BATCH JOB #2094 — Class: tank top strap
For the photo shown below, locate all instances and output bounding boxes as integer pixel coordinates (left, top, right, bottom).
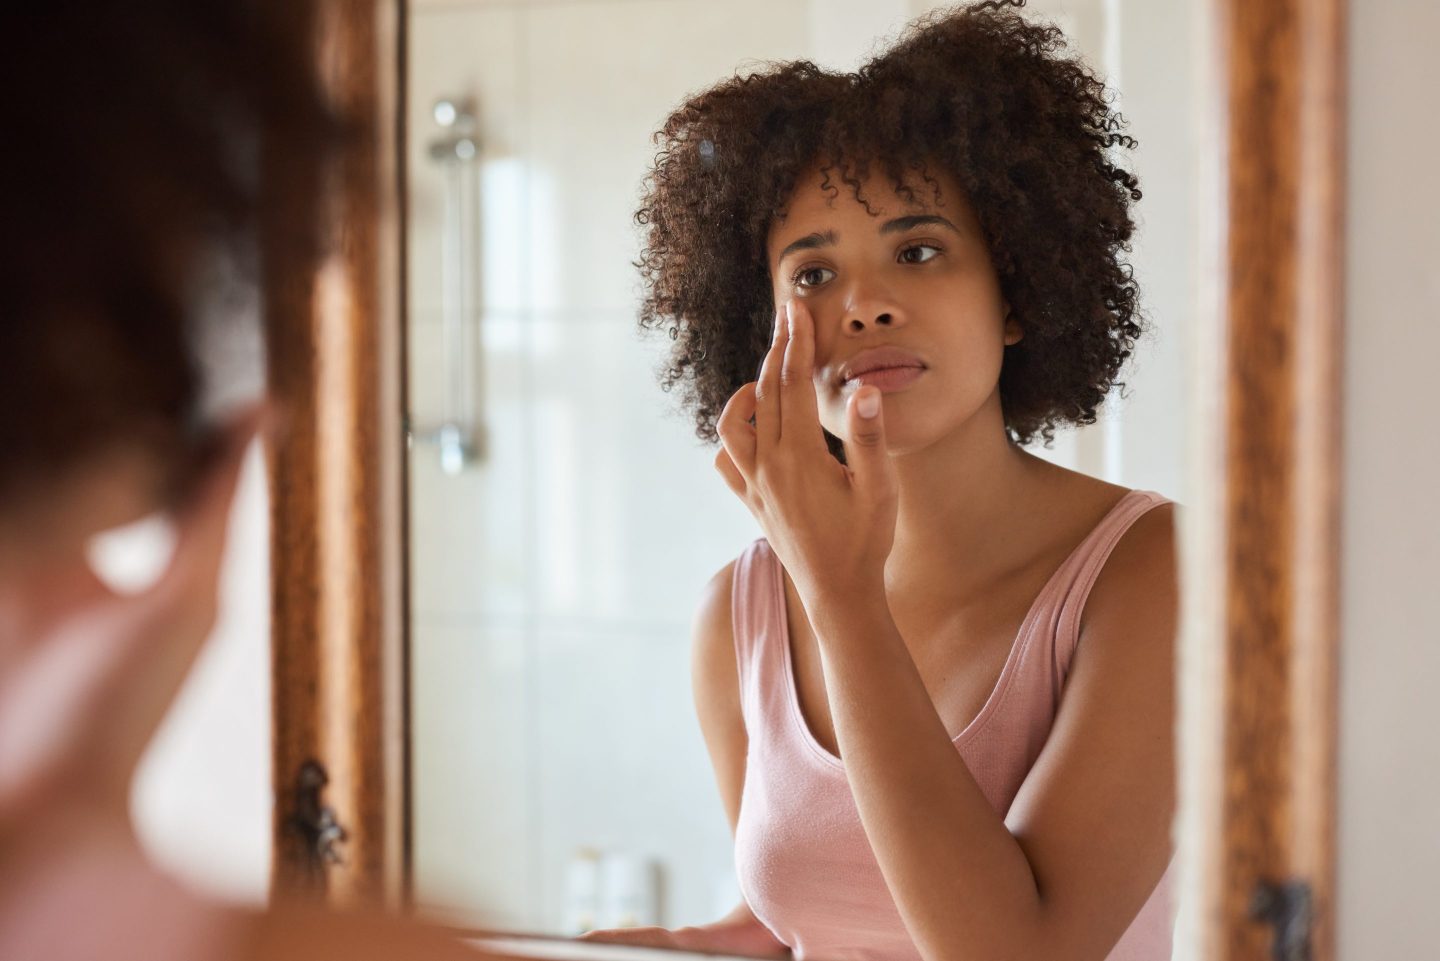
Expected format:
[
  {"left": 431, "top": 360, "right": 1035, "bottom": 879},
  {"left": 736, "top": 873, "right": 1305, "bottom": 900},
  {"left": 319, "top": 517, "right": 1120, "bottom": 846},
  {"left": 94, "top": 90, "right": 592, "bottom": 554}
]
[
  {"left": 731, "top": 536, "right": 781, "bottom": 725},
  {"left": 1051, "top": 489, "right": 1175, "bottom": 681}
]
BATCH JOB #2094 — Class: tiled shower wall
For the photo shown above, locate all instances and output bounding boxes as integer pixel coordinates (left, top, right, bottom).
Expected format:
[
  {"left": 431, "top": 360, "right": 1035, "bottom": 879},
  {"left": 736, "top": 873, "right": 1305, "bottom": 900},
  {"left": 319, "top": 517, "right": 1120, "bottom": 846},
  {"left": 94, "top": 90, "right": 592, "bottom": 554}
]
[{"left": 406, "top": 0, "right": 1191, "bottom": 933}]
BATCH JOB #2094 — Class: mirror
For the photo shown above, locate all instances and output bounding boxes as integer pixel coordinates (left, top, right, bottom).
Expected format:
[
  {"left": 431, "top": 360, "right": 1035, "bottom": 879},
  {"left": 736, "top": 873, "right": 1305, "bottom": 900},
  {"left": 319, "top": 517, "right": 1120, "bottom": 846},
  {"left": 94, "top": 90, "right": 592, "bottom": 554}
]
[{"left": 403, "top": 0, "right": 1201, "bottom": 941}]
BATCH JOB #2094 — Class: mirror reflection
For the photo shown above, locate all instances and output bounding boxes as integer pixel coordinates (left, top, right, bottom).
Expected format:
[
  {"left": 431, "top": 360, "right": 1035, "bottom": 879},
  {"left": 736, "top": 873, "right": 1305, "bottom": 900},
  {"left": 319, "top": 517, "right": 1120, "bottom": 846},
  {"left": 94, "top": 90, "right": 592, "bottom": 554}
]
[{"left": 406, "top": 0, "right": 1198, "bottom": 954}]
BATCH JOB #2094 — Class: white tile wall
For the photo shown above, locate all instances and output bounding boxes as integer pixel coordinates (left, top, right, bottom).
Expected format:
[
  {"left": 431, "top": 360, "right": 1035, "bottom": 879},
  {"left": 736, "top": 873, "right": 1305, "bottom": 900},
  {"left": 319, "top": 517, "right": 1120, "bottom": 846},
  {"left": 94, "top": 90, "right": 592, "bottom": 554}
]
[
  {"left": 519, "top": 0, "right": 809, "bottom": 314},
  {"left": 532, "top": 623, "right": 733, "bottom": 930},
  {"left": 409, "top": 5, "right": 525, "bottom": 316},
  {"left": 408, "top": 0, "right": 804, "bottom": 933},
  {"left": 1099, "top": 0, "right": 1194, "bottom": 501},
  {"left": 409, "top": 313, "right": 531, "bottom": 620},
  {"left": 527, "top": 314, "right": 761, "bottom": 624},
  {"left": 411, "top": 621, "right": 537, "bottom": 927}
]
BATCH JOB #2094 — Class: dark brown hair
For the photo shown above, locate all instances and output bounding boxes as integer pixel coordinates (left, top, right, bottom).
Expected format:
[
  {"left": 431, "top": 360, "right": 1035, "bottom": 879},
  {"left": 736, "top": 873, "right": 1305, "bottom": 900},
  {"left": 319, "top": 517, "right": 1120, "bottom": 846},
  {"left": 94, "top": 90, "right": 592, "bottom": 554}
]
[
  {"left": 635, "top": 0, "right": 1144, "bottom": 458},
  {"left": 0, "top": 1, "right": 343, "bottom": 505}
]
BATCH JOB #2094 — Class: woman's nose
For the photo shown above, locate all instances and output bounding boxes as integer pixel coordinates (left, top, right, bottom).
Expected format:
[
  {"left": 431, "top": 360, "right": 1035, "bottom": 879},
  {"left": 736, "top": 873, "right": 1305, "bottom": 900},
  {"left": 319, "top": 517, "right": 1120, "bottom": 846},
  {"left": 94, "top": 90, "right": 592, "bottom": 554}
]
[
  {"left": 841, "top": 282, "right": 905, "bottom": 333},
  {"left": 848, "top": 310, "right": 896, "bottom": 331}
]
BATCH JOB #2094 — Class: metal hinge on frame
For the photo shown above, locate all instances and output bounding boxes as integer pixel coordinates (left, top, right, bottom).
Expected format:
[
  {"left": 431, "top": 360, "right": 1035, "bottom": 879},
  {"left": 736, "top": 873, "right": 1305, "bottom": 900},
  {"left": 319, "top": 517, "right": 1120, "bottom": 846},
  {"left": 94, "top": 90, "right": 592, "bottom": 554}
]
[
  {"left": 288, "top": 759, "right": 348, "bottom": 875},
  {"left": 1250, "top": 878, "right": 1314, "bottom": 961}
]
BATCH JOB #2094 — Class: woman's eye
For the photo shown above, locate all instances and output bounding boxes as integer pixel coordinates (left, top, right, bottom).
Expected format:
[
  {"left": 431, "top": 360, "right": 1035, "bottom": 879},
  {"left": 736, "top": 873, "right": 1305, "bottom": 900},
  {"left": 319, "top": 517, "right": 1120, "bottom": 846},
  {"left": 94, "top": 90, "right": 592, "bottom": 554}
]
[
  {"left": 794, "top": 266, "right": 835, "bottom": 288},
  {"left": 899, "top": 244, "right": 941, "bottom": 264}
]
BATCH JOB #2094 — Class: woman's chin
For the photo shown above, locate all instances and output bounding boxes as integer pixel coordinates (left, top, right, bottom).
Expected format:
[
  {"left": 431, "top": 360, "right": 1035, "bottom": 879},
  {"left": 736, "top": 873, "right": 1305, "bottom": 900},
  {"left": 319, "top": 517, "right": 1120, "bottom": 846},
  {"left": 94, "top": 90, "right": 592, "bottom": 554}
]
[{"left": 834, "top": 423, "right": 921, "bottom": 457}]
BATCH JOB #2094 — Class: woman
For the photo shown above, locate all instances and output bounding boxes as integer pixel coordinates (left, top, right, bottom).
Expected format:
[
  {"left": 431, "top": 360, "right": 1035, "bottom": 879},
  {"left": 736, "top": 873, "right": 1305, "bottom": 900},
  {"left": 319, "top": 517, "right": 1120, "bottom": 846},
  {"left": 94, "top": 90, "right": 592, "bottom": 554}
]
[
  {"left": 583, "top": 2, "right": 1178, "bottom": 959},
  {"left": 0, "top": 3, "right": 492, "bottom": 959}
]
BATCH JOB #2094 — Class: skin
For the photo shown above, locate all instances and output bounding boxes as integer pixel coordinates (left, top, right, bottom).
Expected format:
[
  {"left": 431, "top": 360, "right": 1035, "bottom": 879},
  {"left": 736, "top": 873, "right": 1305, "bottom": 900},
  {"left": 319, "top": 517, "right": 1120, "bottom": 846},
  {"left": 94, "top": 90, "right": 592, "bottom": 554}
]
[
  {"left": 0, "top": 407, "right": 490, "bottom": 961},
  {"left": 588, "top": 163, "right": 1178, "bottom": 959}
]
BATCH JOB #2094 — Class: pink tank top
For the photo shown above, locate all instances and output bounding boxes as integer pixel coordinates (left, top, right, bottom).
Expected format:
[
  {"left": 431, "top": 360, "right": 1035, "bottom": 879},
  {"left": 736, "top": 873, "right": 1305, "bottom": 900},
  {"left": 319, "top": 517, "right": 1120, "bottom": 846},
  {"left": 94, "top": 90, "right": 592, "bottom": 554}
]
[{"left": 730, "top": 488, "right": 1177, "bottom": 961}]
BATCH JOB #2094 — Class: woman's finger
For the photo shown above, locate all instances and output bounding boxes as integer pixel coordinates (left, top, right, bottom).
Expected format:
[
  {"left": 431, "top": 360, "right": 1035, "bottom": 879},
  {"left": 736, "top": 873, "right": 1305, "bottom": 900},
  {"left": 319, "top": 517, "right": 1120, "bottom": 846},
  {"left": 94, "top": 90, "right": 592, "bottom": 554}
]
[
  {"left": 712, "top": 446, "right": 748, "bottom": 499},
  {"left": 715, "top": 383, "right": 759, "bottom": 479},
  {"left": 578, "top": 927, "right": 677, "bottom": 949},
  {"left": 752, "top": 306, "right": 786, "bottom": 458},
  {"left": 153, "top": 405, "right": 264, "bottom": 605},
  {"left": 843, "top": 386, "right": 896, "bottom": 504},
  {"left": 780, "top": 299, "right": 826, "bottom": 453}
]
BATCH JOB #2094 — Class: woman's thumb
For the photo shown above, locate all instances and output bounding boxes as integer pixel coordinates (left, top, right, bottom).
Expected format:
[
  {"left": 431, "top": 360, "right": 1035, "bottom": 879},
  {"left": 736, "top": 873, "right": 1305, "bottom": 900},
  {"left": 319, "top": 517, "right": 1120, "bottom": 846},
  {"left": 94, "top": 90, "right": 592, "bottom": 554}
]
[{"left": 845, "top": 387, "right": 892, "bottom": 488}]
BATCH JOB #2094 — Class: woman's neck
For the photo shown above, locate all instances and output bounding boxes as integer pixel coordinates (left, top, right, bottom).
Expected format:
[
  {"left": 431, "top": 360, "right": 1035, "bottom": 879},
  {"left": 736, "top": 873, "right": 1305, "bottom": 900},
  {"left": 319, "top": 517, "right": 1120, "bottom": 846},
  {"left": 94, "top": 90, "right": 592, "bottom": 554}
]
[{"left": 884, "top": 395, "right": 1065, "bottom": 607}]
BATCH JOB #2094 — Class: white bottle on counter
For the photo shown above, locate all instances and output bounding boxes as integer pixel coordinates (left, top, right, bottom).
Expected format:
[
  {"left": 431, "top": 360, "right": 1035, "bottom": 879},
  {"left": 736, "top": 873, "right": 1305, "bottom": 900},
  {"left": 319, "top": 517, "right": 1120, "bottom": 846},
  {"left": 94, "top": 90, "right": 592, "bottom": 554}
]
[
  {"left": 562, "top": 846, "right": 603, "bottom": 935},
  {"left": 599, "top": 853, "right": 659, "bottom": 929}
]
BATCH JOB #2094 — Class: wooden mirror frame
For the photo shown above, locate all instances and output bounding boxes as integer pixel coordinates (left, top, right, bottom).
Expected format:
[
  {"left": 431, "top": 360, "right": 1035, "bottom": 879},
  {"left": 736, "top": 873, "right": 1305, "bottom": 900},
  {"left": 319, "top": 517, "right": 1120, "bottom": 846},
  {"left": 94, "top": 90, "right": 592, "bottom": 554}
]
[
  {"left": 263, "top": 0, "right": 410, "bottom": 911},
  {"left": 262, "top": 0, "right": 1346, "bottom": 956},
  {"left": 1178, "top": 1, "right": 1346, "bottom": 958}
]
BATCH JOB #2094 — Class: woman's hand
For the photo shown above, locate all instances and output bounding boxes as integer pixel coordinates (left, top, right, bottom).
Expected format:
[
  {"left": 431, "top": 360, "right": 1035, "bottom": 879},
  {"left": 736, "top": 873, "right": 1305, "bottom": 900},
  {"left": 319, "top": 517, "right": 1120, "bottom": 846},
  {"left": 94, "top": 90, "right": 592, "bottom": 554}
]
[
  {"left": 578, "top": 920, "right": 789, "bottom": 958},
  {"left": 577, "top": 926, "right": 692, "bottom": 949},
  {"left": 0, "top": 408, "right": 261, "bottom": 822},
  {"left": 713, "top": 298, "right": 899, "bottom": 609}
]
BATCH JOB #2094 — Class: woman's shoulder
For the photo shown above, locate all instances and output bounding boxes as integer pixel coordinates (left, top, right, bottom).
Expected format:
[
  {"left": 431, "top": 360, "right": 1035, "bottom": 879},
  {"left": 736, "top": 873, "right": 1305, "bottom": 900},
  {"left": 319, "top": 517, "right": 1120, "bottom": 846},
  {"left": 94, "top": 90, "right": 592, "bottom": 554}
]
[
  {"left": 1030, "top": 466, "right": 1179, "bottom": 636},
  {"left": 691, "top": 537, "right": 783, "bottom": 675},
  {"left": 1042, "top": 463, "right": 1180, "bottom": 540},
  {"left": 1078, "top": 487, "right": 1180, "bottom": 645},
  {"left": 692, "top": 539, "right": 768, "bottom": 661},
  {"left": 722, "top": 536, "right": 780, "bottom": 595},
  {"left": 694, "top": 556, "right": 740, "bottom": 635}
]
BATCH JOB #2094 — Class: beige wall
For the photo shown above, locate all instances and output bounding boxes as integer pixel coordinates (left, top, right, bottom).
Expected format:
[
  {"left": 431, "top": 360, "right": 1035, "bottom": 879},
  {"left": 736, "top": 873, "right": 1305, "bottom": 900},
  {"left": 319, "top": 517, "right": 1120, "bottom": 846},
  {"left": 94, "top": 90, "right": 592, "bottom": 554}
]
[{"left": 1338, "top": 1, "right": 1440, "bottom": 956}]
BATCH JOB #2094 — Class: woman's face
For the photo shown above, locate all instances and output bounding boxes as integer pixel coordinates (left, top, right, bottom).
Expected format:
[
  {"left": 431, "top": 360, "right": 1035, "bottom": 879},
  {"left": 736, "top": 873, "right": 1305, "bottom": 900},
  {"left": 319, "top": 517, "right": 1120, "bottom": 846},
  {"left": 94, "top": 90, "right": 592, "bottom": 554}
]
[{"left": 765, "top": 162, "right": 1022, "bottom": 455}]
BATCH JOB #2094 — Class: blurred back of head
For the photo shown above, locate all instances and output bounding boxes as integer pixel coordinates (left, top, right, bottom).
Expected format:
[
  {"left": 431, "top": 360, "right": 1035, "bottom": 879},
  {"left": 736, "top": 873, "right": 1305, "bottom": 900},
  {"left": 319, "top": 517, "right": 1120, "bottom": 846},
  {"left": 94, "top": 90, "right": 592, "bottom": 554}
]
[{"left": 0, "top": 1, "right": 343, "bottom": 514}]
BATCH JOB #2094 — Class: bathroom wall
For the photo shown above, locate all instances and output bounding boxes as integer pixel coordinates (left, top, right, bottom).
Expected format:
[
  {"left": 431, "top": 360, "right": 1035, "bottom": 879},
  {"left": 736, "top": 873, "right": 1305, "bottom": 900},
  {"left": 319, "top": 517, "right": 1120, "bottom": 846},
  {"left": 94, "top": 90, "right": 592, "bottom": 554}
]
[
  {"left": 406, "top": 2, "right": 813, "bottom": 929},
  {"left": 1337, "top": 0, "right": 1440, "bottom": 955},
  {"left": 407, "top": 0, "right": 1194, "bottom": 933}
]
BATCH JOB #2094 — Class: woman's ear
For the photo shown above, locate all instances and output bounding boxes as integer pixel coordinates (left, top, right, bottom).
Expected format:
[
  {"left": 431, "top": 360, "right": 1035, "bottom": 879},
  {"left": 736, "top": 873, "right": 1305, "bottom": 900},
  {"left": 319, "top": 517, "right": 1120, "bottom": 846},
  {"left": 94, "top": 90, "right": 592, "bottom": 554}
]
[{"left": 1002, "top": 302, "right": 1024, "bottom": 346}]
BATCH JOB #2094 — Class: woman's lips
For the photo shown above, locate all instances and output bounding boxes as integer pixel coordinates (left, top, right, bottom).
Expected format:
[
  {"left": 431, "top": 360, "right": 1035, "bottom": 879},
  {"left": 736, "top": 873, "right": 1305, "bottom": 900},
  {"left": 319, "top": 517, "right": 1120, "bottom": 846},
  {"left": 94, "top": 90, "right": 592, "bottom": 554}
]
[
  {"left": 844, "top": 366, "right": 926, "bottom": 392},
  {"left": 836, "top": 344, "right": 927, "bottom": 389}
]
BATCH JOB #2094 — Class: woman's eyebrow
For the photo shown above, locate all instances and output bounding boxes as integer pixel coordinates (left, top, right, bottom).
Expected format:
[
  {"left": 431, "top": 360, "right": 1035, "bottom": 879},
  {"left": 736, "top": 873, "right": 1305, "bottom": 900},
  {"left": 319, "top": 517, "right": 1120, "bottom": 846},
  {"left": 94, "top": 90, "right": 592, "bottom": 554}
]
[
  {"left": 775, "top": 215, "right": 962, "bottom": 264},
  {"left": 776, "top": 229, "right": 838, "bottom": 263},
  {"left": 880, "top": 214, "right": 961, "bottom": 236}
]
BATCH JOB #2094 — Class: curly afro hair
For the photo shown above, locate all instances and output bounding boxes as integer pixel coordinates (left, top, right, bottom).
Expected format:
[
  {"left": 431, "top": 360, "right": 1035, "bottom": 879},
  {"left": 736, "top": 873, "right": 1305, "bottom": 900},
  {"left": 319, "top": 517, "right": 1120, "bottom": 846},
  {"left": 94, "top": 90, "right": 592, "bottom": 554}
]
[{"left": 634, "top": 0, "right": 1144, "bottom": 457}]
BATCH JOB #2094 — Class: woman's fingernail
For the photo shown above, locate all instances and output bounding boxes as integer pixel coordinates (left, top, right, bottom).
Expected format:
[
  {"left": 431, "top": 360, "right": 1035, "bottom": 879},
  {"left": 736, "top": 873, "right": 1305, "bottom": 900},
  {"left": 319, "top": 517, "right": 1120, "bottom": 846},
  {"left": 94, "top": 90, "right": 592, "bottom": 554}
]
[
  {"left": 786, "top": 300, "right": 795, "bottom": 336},
  {"left": 858, "top": 389, "right": 880, "bottom": 419}
]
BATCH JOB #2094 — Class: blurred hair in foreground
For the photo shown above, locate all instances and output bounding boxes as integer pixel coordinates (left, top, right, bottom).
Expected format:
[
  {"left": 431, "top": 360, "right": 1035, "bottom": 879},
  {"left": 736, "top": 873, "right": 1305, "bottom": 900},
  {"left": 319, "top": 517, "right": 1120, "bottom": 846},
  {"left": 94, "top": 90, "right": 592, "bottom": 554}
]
[
  {"left": 0, "top": 5, "right": 493, "bottom": 960},
  {"left": 0, "top": 0, "right": 342, "bottom": 510}
]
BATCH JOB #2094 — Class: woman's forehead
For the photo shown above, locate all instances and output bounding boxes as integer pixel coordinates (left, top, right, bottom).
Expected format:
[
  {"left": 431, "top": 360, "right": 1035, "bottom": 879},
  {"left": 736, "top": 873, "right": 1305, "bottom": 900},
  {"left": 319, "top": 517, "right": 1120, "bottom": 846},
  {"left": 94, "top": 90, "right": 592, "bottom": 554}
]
[
  {"left": 767, "top": 162, "right": 976, "bottom": 246},
  {"left": 792, "top": 155, "right": 964, "bottom": 207}
]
